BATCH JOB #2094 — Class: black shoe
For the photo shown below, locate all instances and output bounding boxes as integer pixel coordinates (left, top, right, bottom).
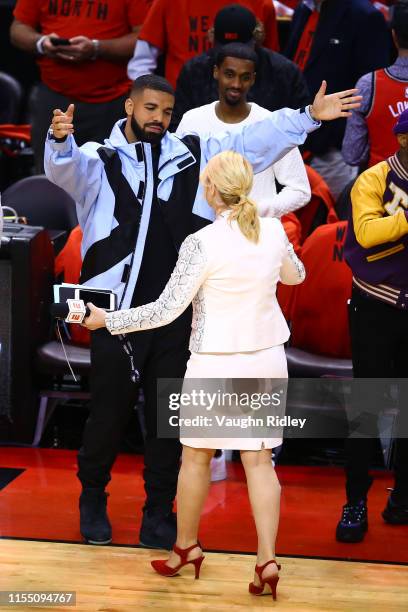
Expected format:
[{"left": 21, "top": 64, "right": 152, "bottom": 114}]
[
  {"left": 79, "top": 488, "right": 112, "bottom": 545},
  {"left": 382, "top": 495, "right": 408, "bottom": 525},
  {"left": 139, "top": 509, "right": 177, "bottom": 550},
  {"left": 336, "top": 500, "right": 368, "bottom": 543}
]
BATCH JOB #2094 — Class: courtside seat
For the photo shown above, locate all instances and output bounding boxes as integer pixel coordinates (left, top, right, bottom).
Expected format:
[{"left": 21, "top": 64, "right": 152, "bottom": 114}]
[
  {"left": 285, "top": 347, "right": 352, "bottom": 378},
  {"left": 37, "top": 340, "right": 91, "bottom": 375},
  {"left": 34, "top": 340, "right": 145, "bottom": 447},
  {"left": 284, "top": 347, "right": 352, "bottom": 439},
  {"left": 2, "top": 175, "right": 77, "bottom": 235},
  {"left": 33, "top": 341, "right": 91, "bottom": 446},
  {"left": 285, "top": 221, "right": 353, "bottom": 379}
]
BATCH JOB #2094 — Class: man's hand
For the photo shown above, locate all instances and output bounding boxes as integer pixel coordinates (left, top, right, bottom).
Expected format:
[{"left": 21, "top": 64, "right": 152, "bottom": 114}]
[
  {"left": 51, "top": 104, "right": 75, "bottom": 140},
  {"left": 57, "top": 36, "right": 96, "bottom": 62},
  {"left": 41, "top": 33, "right": 67, "bottom": 58},
  {"left": 82, "top": 303, "right": 107, "bottom": 331},
  {"left": 310, "top": 80, "right": 362, "bottom": 121}
]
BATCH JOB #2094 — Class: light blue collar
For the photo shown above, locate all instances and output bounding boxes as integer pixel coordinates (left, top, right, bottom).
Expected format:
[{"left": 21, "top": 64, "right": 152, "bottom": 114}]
[{"left": 105, "top": 119, "right": 194, "bottom": 170}]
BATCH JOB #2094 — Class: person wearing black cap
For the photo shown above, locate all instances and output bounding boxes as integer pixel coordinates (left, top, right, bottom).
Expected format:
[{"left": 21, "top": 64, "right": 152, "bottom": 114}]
[
  {"left": 213, "top": 3, "right": 261, "bottom": 44},
  {"left": 170, "top": 4, "right": 309, "bottom": 130},
  {"left": 127, "top": 1, "right": 278, "bottom": 89}
]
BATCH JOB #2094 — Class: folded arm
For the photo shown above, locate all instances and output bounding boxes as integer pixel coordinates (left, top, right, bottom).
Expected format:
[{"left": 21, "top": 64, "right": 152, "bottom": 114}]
[
  {"left": 105, "top": 234, "right": 208, "bottom": 335},
  {"left": 268, "top": 147, "right": 311, "bottom": 217}
]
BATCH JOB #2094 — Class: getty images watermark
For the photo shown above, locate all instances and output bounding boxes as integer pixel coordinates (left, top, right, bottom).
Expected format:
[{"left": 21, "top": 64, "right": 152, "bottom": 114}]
[
  {"left": 157, "top": 378, "right": 408, "bottom": 440},
  {"left": 167, "top": 387, "right": 305, "bottom": 429},
  {"left": 157, "top": 378, "right": 297, "bottom": 439}
]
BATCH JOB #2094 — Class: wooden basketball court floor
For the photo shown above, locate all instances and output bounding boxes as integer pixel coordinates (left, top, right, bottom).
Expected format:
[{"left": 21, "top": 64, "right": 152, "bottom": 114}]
[{"left": 1, "top": 538, "right": 408, "bottom": 611}]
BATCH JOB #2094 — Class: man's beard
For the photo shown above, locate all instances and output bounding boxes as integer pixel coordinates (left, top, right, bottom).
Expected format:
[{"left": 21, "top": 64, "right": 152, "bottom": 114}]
[
  {"left": 224, "top": 90, "right": 243, "bottom": 106},
  {"left": 131, "top": 115, "right": 166, "bottom": 145}
]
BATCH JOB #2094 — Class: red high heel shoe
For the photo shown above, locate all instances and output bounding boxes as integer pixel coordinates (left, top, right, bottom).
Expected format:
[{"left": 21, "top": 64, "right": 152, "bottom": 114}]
[
  {"left": 248, "top": 560, "right": 281, "bottom": 599},
  {"left": 151, "top": 543, "right": 205, "bottom": 579}
]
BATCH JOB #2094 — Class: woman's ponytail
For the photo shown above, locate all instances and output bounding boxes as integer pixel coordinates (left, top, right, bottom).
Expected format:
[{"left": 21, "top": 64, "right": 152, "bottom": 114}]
[
  {"left": 200, "top": 150, "right": 261, "bottom": 243},
  {"left": 229, "top": 194, "right": 260, "bottom": 243}
]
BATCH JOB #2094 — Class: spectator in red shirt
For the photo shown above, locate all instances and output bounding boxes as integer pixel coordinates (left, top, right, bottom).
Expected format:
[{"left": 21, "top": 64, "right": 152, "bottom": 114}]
[
  {"left": 10, "top": 0, "right": 150, "bottom": 172},
  {"left": 128, "top": 1, "right": 279, "bottom": 88}
]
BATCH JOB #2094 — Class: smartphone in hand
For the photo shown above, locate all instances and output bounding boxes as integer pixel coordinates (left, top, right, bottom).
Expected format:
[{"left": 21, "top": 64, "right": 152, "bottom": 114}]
[{"left": 50, "top": 37, "right": 71, "bottom": 46}]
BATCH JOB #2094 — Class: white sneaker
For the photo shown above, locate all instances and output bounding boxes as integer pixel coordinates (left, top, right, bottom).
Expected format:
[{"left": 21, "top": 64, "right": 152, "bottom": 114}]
[{"left": 210, "top": 452, "right": 227, "bottom": 482}]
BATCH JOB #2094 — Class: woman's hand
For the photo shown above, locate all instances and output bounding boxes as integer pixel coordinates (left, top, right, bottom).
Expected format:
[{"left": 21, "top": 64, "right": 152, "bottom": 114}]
[{"left": 82, "top": 303, "right": 107, "bottom": 331}]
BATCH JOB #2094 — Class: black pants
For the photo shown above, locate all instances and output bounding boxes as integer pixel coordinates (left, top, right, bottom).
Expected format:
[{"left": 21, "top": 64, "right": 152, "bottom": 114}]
[
  {"left": 346, "top": 288, "right": 408, "bottom": 503},
  {"left": 77, "top": 309, "right": 191, "bottom": 513},
  {"left": 31, "top": 83, "right": 128, "bottom": 173}
]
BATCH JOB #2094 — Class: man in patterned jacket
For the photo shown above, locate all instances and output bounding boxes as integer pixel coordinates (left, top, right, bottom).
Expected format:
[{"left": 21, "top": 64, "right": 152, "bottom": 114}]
[{"left": 45, "top": 74, "right": 360, "bottom": 549}]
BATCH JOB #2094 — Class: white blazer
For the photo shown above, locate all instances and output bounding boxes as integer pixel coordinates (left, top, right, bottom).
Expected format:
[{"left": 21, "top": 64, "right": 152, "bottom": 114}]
[{"left": 106, "top": 213, "right": 305, "bottom": 353}]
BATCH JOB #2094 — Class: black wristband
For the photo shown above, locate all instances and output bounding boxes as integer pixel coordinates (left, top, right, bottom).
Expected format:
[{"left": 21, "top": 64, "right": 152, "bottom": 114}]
[{"left": 47, "top": 128, "right": 68, "bottom": 143}]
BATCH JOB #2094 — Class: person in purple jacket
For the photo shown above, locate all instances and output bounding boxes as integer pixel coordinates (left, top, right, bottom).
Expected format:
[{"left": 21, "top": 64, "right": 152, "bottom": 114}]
[{"left": 338, "top": 109, "right": 408, "bottom": 543}]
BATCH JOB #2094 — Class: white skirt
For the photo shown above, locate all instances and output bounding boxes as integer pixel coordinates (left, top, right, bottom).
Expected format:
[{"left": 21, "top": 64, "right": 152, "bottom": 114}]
[{"left": 181, "top": 344, "right": 287, "bottom": 450}]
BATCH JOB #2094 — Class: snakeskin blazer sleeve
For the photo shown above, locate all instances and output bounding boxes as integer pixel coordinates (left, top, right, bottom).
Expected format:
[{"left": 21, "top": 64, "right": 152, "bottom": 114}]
[
  {"left": 105, "top": 234, "right": 208, "bottom": 335},
  {"left": 279, "top": 227, "right": 306, "bottom": 286}
]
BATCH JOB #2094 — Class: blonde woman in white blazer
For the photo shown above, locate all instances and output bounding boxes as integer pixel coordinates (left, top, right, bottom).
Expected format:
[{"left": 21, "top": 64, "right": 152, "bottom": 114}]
[{"left": 84, "top": 150, "right": 305, "bottom": 599}]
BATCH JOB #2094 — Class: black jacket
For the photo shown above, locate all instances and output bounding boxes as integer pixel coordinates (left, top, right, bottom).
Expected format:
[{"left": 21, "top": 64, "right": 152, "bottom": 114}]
[
  {"left": 170, "top": 46, "right": 310, "bottom": 131},
  {"left": 285, "top": 0, "right": 392, "bottom": 155}
]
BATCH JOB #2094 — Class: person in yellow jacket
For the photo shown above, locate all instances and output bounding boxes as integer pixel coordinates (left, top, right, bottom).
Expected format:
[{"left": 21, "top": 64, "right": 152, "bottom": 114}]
[{"left": 337, "top": 108, "right": 408, "bottom": 543}]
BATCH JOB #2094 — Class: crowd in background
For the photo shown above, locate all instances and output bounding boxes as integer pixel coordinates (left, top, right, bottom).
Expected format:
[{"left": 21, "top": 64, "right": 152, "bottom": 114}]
[
  {"left": 5, "top": 0, "right": 398, "bottom": 358},
  {"left": 5, "top": 0, "right": 394, "bottom": 189}
]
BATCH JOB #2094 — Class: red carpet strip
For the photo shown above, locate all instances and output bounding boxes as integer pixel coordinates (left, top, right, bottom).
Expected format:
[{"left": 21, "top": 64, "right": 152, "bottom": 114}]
[{"left": 0, "top": 448, "right": 406, "bottom": 564}]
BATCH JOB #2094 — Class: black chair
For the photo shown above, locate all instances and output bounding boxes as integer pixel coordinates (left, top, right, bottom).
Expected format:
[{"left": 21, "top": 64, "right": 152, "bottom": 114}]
[
  {"left": 2, "top": 174, "right": 78, "bottom": 231},
  {"left": 4, "top": 176, "right": 82, "bottom": 444},
  {"left": 34, "top": 340, "right": 146, "bottom": 446},
  {"left": 0, "top": 72, "right": 23, "bottom": 124},
  {"left": 285, "top": 347, "right": 353, "bottom": 378},
  {"left": 33, "top": 341, "right": 91, "bottom": 446}
]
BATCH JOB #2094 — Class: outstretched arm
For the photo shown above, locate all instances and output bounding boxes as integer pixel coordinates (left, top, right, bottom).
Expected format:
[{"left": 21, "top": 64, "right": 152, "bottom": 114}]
[
  {"left": 199, "top": 81, "right": 362, "bottom": 174},
  {"left": 83, "top": 234, "right": 208, "bottom": 334}
]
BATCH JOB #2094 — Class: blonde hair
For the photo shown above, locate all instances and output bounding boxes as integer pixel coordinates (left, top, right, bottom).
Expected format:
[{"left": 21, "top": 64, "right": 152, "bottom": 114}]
[{"left": 201, "top": 150, "right": 260, "bottom": 243}]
